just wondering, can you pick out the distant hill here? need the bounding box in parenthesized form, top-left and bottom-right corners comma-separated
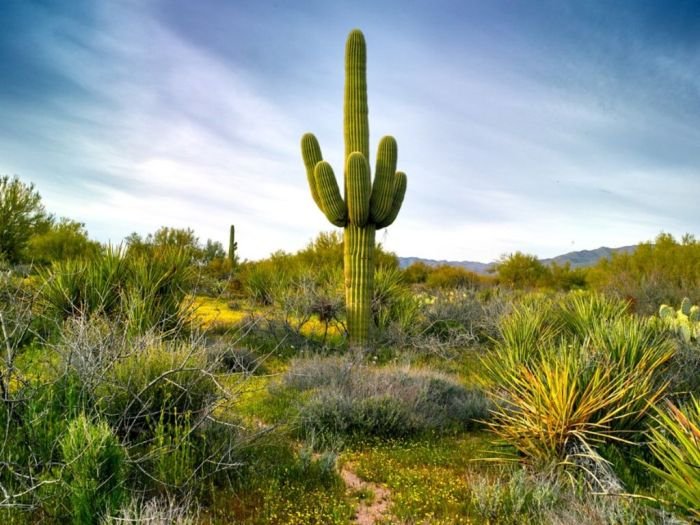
(398, 245, 637, 274)
(541, 245, 636, 268)
(397, 257, 493, 274)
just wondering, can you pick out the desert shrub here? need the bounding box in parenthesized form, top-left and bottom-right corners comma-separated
(588, 233, 700, 314)
(482, 292, 674, 468)
(27, 218, 101, 265)
(96, 340, 218, 438)
(495, 252, 550, 289)
(149, 410, 197, 490)
(6, 373, 93, 477)
(0, 270, 40, 350)
(644, 398, 700, 520)
(425, 264, 484, 289)
(470, 468, 659, 524)
(283, 355, 354, 391)
(60, 414, 126, 525)
(102, 496, 199, 525)
(401, 261, 432, 284)
(237, 270, 346, 352)
(286, 357, 490, 445)
(377, 288, 510, 355)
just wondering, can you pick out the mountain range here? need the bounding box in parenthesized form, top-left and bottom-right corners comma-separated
(398, 245, 637, 274)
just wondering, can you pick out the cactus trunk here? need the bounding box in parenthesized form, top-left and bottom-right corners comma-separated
(301, 29, 407, 349)
(344, 224, 375, 346)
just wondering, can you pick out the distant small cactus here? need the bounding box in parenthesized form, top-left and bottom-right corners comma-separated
(659, 298, 700, 342)
(228, 224, 237, 264)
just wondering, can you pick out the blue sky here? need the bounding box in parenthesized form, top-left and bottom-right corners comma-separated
(1, 0, 699, 262)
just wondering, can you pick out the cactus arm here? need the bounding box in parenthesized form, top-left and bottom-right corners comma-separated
(344, 29, 370, 167)
(376, 171, 407, 229)
(369, 136, 398, 223)
(314, 161, 347, 227)
(301, 133, 324, 209)
(347, 152, 371, 226)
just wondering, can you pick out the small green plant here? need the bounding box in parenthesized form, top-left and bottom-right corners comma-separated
(659, 297, 700, 342)
(150, 410, 196, 490)
(60, 414, 126, 525)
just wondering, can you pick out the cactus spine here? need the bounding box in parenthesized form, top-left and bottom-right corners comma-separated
(228, 224, 237, 264)
(301, 29, 407, 347)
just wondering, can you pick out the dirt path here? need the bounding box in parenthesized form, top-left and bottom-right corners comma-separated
(341, 463, 393, 525)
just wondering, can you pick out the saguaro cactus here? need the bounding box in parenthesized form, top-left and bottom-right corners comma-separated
(228, 224, 237, 264)
(301, 29, 407, 347)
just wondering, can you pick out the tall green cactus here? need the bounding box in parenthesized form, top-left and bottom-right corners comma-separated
(301, 29, 407, 347)
(228, 224, 237, 264)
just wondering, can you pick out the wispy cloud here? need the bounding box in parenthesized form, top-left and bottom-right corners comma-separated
(1, 0, 698, 261)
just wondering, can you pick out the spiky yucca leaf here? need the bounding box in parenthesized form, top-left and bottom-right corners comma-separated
(644, 398, 700, 520)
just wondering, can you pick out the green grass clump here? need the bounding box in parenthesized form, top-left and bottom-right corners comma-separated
(60, 414, 126, 525)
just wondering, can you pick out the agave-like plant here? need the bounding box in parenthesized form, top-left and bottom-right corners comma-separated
(644, 398, 700, 520)
(484, 342, 660, 463)
(482, 293, 674, 465)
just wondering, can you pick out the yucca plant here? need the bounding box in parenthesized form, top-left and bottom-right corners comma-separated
(40, 246, 194, 336)
(557, 291, 629, 341)
(482, 302, 559, 387)
(644, 398, 700, 521)
(484, 343, 652, 463)
(482, 293, 674, 465)
(40, 248, 124, 319)
(123, 247, 194, 335)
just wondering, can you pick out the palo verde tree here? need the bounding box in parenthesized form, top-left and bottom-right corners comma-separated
(0, 175, 52, 264)
(301, 29, 407, 347)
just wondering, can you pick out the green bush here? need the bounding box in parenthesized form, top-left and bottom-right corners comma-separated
(60, 414, 126, 525)
(588, 232, 700, 314)
(96, 341, 218, 438)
